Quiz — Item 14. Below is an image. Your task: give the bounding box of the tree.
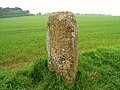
[0,7,34,18]
[39,12,41,15]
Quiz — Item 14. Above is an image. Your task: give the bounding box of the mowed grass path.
[0,15,120,67]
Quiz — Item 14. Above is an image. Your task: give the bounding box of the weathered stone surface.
[46,11,78,82]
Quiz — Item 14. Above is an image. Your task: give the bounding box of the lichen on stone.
[46,11,78,83]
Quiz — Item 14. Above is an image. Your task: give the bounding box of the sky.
[0,0,120,16]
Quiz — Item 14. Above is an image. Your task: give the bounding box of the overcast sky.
[0,0,120,16]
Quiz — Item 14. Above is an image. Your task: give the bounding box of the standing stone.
[46,11,78,82]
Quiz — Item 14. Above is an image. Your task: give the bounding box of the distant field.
[0,15,120,89]
[0,15,120,65]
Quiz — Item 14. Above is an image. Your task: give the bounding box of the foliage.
[0,7,34,18]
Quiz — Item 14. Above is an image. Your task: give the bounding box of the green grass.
[0,16,48,65]
[0,47,120,90]
[0,15,120,89]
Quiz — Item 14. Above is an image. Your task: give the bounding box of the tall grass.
[0,46,120,90]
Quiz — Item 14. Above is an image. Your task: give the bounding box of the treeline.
[37,12,111,16]
[0,7,34,18]
[75,13,111,16]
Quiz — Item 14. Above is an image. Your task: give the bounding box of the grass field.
[0,15,120,89]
